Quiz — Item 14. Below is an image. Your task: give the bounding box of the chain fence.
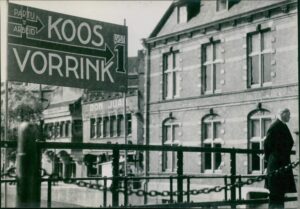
[1,160,299,198]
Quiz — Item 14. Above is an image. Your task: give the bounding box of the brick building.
[143,0,298,203]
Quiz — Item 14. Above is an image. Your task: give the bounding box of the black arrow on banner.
[8,15,45,34]
[8,36,114,65]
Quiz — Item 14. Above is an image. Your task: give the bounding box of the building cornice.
[149,83,298,107]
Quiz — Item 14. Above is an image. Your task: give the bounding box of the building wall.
[82,94,141,144]
[42,87,83,178]
[149,14,297,103]
[146,0,298,177]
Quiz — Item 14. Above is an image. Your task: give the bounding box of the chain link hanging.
[1,160,299,198]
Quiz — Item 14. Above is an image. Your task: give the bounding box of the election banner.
[7,3,128,92]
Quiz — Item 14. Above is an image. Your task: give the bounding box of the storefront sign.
[83,96,137,118]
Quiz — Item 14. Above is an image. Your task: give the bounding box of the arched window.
[201,113,223,173]
[162,116,181,172]
[248,108,272,173]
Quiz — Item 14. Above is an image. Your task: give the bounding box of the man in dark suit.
[264,108,296,209]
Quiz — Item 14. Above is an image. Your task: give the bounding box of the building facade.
[42,87,84,178]
[79,50,145,178]
[143,0,298,202]
[41,51,145,180]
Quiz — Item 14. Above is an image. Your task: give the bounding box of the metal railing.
[1,139,298,208]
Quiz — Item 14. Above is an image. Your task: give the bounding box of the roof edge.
[146,0,296,43]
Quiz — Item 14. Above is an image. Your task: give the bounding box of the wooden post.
[16,122,41,208]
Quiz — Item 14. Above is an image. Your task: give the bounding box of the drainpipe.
[142,38,151,205]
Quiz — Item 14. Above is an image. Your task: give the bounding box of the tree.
[1,83,43,139]
[1,83,43,169]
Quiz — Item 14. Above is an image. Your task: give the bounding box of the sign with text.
[7,3,127,92]
[82,96,138,119]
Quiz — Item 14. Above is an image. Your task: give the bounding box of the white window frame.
[103,117,109,138]
[117,115,124,137]
[248,29,273,88]
[90,118,97,139]
[96,118,102,138]
[162,121,181,173]
[110,116,118,137]
[249,112,272,174]
[127,114,132,136]
[163,51,180,100]
[177,5,187,24]
[216,0,227,11]
[202,41,222,94]
[202,117,224,174]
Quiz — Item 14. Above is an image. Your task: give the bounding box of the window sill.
[162,171,177,175]
[262,82,272,87]
[250,170,263,174]
[203,90,221,95]
[203,170,223,175]
[164,95,180,100]
[250,82,272,89]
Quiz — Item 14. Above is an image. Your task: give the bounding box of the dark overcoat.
[264,119,296,194]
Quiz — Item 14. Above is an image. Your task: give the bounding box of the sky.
[1,0,172,81]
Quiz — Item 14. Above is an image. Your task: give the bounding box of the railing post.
[187,176,190,203]
[16,122,41,208]
[224,175,228,201]
[124,177,128,206]
[177,150,183,203]
[103,177,107,207]
[170,176,173,203]
[143,180,148,205]
[112,148,120,207]
[238,175,242,200]
[230,150,237,209]
[47,179,52,208]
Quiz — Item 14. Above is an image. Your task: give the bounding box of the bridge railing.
[0,139,297,208]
